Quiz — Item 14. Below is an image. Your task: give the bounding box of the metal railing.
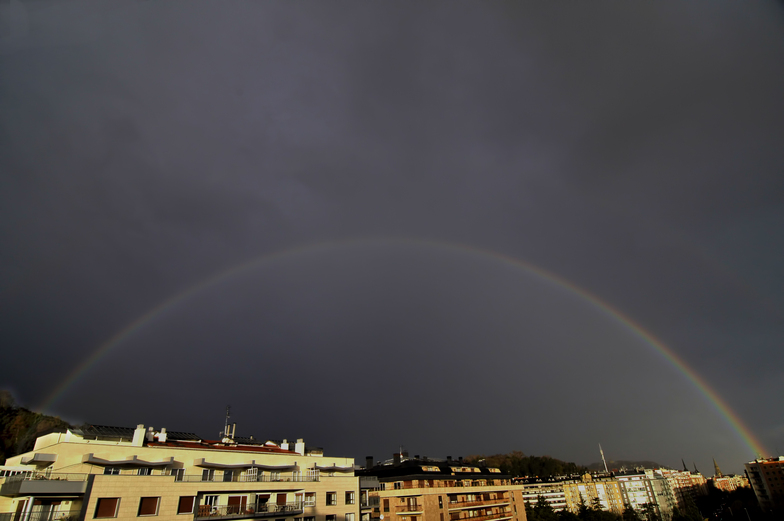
[394,504,422,513]
[395,481,511,490]
[449,512,513,521]
[0,510,81,521]
[360,498,380,509]
[195,503,303,519]
[3,473,89,483]
[178,473,318,483]
[448,498,510,509]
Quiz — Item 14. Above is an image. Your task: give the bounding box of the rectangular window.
[223,470,234,482]
[438,497,443,509]
[171,469,185,481]
[202,469,215,482]
[95,498,120,519]
[270,471,281,481]
[326,516,336,521]
[383,500,389,513]
[304,517,315,521]
[326,493,337,506]
[177,497,195,515]
[394,483,402,490]
[137,468,153,476]
[138,497,160,516]
[304,493,316,507]
[103,467,121,475]
[345,492,355,505]
[345,514,355,521]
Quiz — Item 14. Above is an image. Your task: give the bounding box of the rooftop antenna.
[223,405,231,438]
[599,444,609,473]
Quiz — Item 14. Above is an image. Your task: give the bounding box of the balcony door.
[227,496,247,515]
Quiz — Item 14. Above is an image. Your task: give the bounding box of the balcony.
[448,498,510,510]
[449,512,513,521]
[0,474,88,498]
[360,497,380,510]
[179,473,318,483]
[195,503,303,521]
[0,509,81,521]
[394,504,423,514]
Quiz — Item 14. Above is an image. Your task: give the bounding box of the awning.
[21,454,57,466]
[192,458,298,470]
[313,464,353,472]
[82,454,173,467]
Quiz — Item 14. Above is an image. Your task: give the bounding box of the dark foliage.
[0,391,71,464]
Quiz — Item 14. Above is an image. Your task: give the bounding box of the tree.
[621,506,640,521]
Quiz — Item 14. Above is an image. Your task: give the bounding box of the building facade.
[0,424,359,521]
[358,455,526,521]
[745,457,784,512]
[562,474,624,515]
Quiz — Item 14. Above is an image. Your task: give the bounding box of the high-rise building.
[745,457,784,512]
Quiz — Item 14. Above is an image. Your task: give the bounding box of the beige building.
[562,474,624,515]
[0,424,359,521]
[358,455,526,521]
[745,457,784,512]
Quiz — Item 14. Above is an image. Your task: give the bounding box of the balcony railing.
[360,498,380,509]
[394,504,422,514]
[3,473,88,483]
[393,481,511,490]
[195,503,303,520]
[449,512,513,521]
[448,498,510,510]
[0,509,82,521]
[179,473,318,483]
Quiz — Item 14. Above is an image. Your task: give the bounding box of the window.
[223,470,234,482]
[138,497,160,516]
[103,467,121,475]
[326,516,336,521]
[345,514,355,521]
[326,493,337,506]
[137,468,153,476]
[204,496,219,507]
[202,469,215,482]
[270,471,281,481]
[304,493,316,507]
[177,497,195,515]
[345,492,355,505]
[171,469,185,481]
[304,517,315,521]
[95,499,120,518]
[383,500,389,513]
[438,497,443,509]
[394,483,402,490]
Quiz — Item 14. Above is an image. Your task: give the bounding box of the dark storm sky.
[2,1,784,475]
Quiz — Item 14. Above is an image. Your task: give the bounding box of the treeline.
[525,495,705,521]
[0,391,70,464]
[465,451,587,477]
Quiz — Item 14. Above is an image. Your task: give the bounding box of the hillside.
[465,451,587,477]
[0,391,71,464]
[586,459,667,471]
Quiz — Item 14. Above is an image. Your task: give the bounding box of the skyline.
[2,1,783,477]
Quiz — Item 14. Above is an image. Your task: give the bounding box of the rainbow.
[39,237,768,457]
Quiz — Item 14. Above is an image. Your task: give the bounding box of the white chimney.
[133,425,146,447]
[158,428,167,443]
[295,439,305,456]
[281,439,289,451]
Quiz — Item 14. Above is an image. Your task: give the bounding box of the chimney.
[393,453,401,466]
[447,456,452,462]
[158,428,167,443]
[132,425,146,447]
[145,426,155,442]
[295,439,305,455]
[366,456,374,469]
[281,439,289,451]
[232,423,236,438]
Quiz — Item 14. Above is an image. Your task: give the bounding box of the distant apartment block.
[0,424,359,521]
[745,457,784,512]
[511,478,566,512]
[357,454,527,521]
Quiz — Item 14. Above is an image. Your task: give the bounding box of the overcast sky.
[2,1,783,475]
